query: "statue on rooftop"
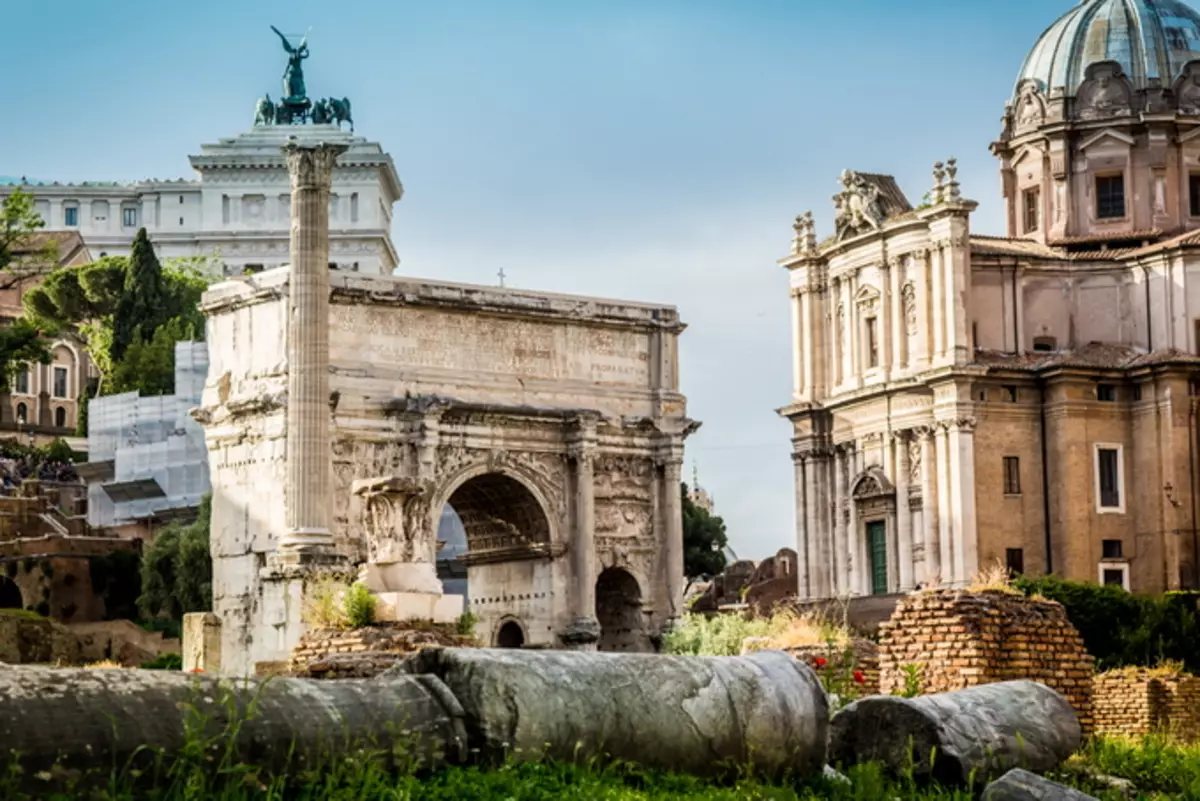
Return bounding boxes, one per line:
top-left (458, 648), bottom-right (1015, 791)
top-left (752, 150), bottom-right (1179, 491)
top-left (254, 94), bottom-right (276, 126)
top-left (271, 25), bottom-right (310, 104)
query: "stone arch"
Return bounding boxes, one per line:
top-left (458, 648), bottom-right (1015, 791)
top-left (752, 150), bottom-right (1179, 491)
top-left (595, 567), bottom-right (647, 653)
top-left (14, 403), bottom-right (27, 425)
top-left (433, 466), bottom-right (556, 557)
top-left (851, 466), bottom-right (896, 596)
top-left (494, 618), bottom-right (526, 648)
top-left (0, 576), bottom-right (22, 609)
top-left (54, 407), bottom-right (67, 429)
top-left (850, 466), bottom-right (894, 500)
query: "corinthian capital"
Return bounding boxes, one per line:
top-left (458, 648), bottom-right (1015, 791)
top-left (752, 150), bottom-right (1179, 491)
top-left (283, 142), bottom-right (349, 192)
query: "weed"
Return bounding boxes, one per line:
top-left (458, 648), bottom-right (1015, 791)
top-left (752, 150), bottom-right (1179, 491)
top-left (343, 582), bottom-right (376, 629)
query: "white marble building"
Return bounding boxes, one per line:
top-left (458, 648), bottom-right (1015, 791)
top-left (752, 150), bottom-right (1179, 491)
top-left (0, 125), bottom-right (401, 277)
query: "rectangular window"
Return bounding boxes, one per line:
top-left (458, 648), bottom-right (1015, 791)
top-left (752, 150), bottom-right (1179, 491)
top-left (1096, 175), bottom-right (1126, 219)
top-left (1004, 385), bottom-right (1018, 403)
top-left (52, 366), bottom-right (67, 399)
top-left (1023, 187), bottom-right (1040, 232)
top-left (1102, 568), bottom-right (1126, 588)
top-left (1102, 539), bottom-right (1123, 560)
top-left (865, 317), bottom-right (879, 368)
top-left (1191, 174), bottom-right (1200, 217)
top-left (1096, 445), bottom-right (1123, 511)
top-left (122, 207), bottom-right (137, 227)
top-left (14, 370), bottom-right (28, 395)
top-left (64, 206), bottom-right (78, 226)
top-left (1006, 548), bottom-right (1025, 576)
top-left (1004, 456), bottom-right (1021, 495)
top-left (1133, 384), bottom-right (1143, 402)
top-left (1097, 384), bottom-right (1116, 402)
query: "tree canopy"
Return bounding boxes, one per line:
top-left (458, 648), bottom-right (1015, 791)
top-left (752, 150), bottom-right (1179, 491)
top-left (22, 240), bottom-right (211, 397)
top-left (138, 494), bottom-right (212, 621)
top-left (682, 482), bottom-right (729, 582)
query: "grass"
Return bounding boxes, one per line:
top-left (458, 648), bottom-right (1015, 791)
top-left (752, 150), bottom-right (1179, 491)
top-left (665, 609), bottom-right (854, 657)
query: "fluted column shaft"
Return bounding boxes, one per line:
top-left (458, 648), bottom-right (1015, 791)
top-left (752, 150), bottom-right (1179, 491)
top-left (895, 432), bottom-right (914, 592)
top-left (920, 427), bottom-right (941, 586)
top-left (564, 436), bottom-right (600, 647)
top-left (280, 142), bottom-right (347, 552)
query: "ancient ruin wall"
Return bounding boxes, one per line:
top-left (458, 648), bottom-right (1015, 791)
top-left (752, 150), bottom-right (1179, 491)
top-left (1093, 668), bottom-right (1200, 742)
top-left (877, 590), bottom-right (1094, 734)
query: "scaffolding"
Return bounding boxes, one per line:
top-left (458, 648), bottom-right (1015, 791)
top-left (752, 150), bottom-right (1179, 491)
top-left (84, 342), bottom-right (210, 528)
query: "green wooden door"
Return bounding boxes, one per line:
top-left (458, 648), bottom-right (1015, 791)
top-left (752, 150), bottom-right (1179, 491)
top-left (867, 521), bottom-right (888, 595)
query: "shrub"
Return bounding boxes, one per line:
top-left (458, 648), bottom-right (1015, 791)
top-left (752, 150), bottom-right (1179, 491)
top-left (343, 582), bottom-right (376, 629)
top-left (302, 578), bottom-right (349, 630)
top-left (1014, 576), bottom-right (1200, 671)
top-left (141, 652), bottom-right (183, 671)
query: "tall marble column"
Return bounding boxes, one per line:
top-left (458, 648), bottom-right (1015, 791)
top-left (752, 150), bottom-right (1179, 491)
top-left (947, 417), bottom-right (979, 584)
top-left (930, 246), bottom-right (946, 362)
top-left (791, 289), bottom-right (804, 398)
top-left (918, 427), bottom-right (940, 586)
top-left (895, 431), bottom-right (914, 592)
top-left (564, 428), bottom-right (601, 648)
top-left (279, 142), bottom-right (347, 553)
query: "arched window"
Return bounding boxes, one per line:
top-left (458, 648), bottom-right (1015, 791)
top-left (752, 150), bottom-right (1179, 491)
top-left (54, 407), bottom-right (66, 428)
top-left (15, 403), bottom-right (27, 425)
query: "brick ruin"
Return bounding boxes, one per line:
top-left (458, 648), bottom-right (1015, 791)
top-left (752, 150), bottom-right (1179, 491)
top-left (281, 623), bottom-right (476, 679)
top-left (877, 589), bottom-right (1094, 734)
top-left (1093, 667), bottom-right (1200, 742)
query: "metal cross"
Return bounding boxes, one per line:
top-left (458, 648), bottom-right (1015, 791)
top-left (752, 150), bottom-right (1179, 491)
top-left (497, 267), bottom-right (507, 287)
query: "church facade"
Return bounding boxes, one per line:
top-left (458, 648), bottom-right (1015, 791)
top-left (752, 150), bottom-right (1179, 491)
top-left (781, 0), bottom-right (1200, 599)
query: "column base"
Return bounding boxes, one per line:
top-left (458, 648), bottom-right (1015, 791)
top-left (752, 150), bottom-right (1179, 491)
top-left (560, 617), bottom-right (601, 650)
top-left (278, 527), bottom-right (338, 556)
top-left (374, 591), bottom-right (463, 624)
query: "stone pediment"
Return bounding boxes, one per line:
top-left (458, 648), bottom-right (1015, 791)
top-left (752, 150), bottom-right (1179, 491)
top-left (851, 466), bottom-right (894, 499)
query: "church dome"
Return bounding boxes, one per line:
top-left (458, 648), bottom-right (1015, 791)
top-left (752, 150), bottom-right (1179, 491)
top-left (1016, 0), bottom-right (1200, 98)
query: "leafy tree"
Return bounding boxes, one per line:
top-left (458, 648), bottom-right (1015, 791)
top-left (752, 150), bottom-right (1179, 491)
top-left (0, 187), bottom-right (57, 287)
top-left (109, 316), bottom-right (202, 396)
top-left (0, 319), bottom-right (50, 391)
top-left (138, 494), bottom-right (212, 621)
top-left (23, 252), bottom-right (212, 396)
top-left (112, 228), bottom-right (170, 363)
top-left (682, 481), bottom-right (728, 583)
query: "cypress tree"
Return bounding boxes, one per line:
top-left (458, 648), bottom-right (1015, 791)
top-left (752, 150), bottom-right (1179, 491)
top-left (112, 228), bottom-right (168, 362)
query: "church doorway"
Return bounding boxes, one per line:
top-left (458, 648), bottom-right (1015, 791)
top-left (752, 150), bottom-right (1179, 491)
top-left (0, 576), bottom-right (22, 609)
top-left (595, 567), bottom-right (646, 652)
top-left (866, 520), bottom-right (888, 596)
top-left (495, 620), bottom-right (525, 648)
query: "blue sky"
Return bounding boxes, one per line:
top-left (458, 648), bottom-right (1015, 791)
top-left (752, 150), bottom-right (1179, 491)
top-left (1, 0), bottom-right (1076, 560)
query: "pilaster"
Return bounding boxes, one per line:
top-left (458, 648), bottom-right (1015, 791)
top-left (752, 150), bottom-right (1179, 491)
top-left (935, 423), bottom-right (954, 584)
top-left (946, 416), bottom-right (979, 583)
top-left (563, 418), bottom-right (601, 648)
top-left (793, 452), bottom-right (810, 598)
top-left (833, 445), bottom-right (848, 595)
top-left (894, 430), bottom-right (914, 592)
top-left (918, 426), bottom-right (940, 586)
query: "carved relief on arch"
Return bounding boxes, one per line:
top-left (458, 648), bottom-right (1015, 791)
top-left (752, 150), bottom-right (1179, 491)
top-left (1014, 79), bottom-right (1046, 129)
top-left (434, 444), bottom-right (568, 524)
top-left (855, 283), bottom-right (881, 313)
top-left (1175, 60), bottom-right (1200, 116)
top-left (1076, 61), bottom-right (1133, 120)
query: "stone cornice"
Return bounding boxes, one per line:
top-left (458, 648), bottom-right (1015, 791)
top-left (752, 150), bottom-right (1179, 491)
top-left (200, 267), bottom-right (687, 333)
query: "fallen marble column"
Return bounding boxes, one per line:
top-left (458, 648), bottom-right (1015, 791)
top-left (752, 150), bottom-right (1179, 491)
top-left (981, 768), bottom-right (1099, 800)
top-left (829, 680), bottom-right (1081, 784)
top-left (0, 665), bottom-right (466, 790)
top-left (400, 647), bottom-right (828, 779)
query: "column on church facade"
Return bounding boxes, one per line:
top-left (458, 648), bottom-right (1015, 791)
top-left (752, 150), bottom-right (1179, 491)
top-left (816, 449), bottom-right (833, 598)
top-left (794, 454), bottom-right (810, 598)
top-left (832, 446), bottom-right (848, 595)
top-left (895, 430), bottom-right (914, 591)
top-left (918, 427), bottom-right (940, 586)
top-left (1014, 266), bottom-right (1026, 353)
top-left (912, 249), bottom-right (931, 370)
top-left (841, 277), bottom-right (854, 388)
top-left (801, 288), bottom-right (815, 396)
top-left (947, 418), bottom-right (979, 584)
top-left (930, 246), bottom-right (946, 363)
top-left (879, 260), bottom-right (892, 380)
top-left (279, 143), bottom-right (347, 553)
top-left (805, 451), bottom-right (821, 598)
top-left (889, 257), bottom-right (905, 375)
top-left (935, 423), bottom-right (954, 584)
top-left (849, 274), bottom-right (861, 388)
top-left (790, 289), bottom-right (804, 398)
top-left (944, 232), bottom-right (973, 364)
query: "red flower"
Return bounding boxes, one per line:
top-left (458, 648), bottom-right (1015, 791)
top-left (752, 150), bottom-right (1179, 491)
top-left (812, 657), bottom-right (827, 668)
top-left (190, 668), bottom-right (205, 673)
top-left (853, 670), bottom-right (866, 684)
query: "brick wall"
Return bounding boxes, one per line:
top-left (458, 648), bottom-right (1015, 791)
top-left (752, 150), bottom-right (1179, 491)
top-left (878, 589), bottom-right (1094, 734)
top-left (1093, 668), bottom-right (1200, 742)
top-left (289, 623), bottom-right (474, 679)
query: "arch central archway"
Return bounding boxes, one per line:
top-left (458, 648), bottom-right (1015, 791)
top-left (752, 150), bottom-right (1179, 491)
top-left (445, 472), bottom-right (552, 556)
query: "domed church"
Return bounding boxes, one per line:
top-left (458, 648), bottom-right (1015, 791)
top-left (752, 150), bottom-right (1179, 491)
top-left (780, 0), bottom-right (1200, 600)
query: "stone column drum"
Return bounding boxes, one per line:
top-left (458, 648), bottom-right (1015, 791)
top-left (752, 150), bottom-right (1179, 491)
top-left (279, 141), bottom-right (347, 553)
